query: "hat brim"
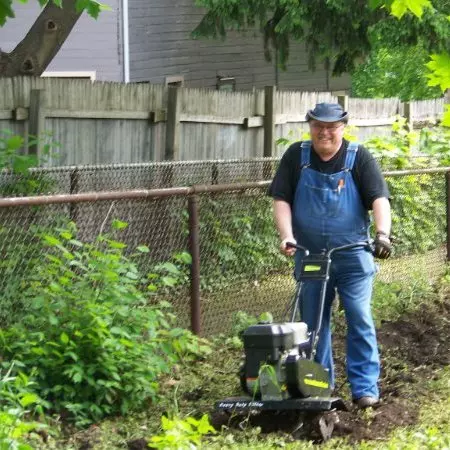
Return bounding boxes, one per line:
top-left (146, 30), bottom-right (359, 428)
top-left (306, 110), bottom-right (348, 123)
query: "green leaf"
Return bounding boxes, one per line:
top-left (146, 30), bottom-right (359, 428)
top-left (161, 276), bottom-right (178, 287)
top-left (69, 239), bottom-right (84, 247)
top-left (6, 135), bottom-right (23, 150)
top-left (158, 262), bottom-right (180, 274)
top-left (175, 251), bottom-right (192, 264)
top-left (60, 332), bottom-right (69, 344)
top-left (390, 0), bottom-right (432, 18)
top-left (19, 393), bottom-right (39, 408)
top-left (12, 155), bottom-right (36, 174)
top-left (49, 315), bottom-right (59, 325)
top-left (43, 235), bottom-right (62, 246)
top-left (442, 106), bottom-right (450, 127)
top-left (0, 0), bottom-right (15, 26)
top-left (425, 53), bottom-right (450, 92)
top-left (73, 372), bottom-right (83, 383)
top-left (136, 245), bottom-right (150, 253)
top-left (111, 219), bottom-right (128, 230)
top-left (108, 240), bottom-right (127, 249)
top-left (368, 0), bottom-right (384, 9)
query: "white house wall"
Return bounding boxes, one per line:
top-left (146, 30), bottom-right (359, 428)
top-left (0, 0), bottom-right (123, 81)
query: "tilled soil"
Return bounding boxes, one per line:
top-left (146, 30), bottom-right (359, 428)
top-left (209, 298), bottom-right (450, 444)
top-left (121, 298), bottom-right (450, 450)
top-left (332, 299), bottom-right (450, 442)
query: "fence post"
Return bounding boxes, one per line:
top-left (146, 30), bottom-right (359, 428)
top-left (264, 86), bottom-right (276, 158)
top-left (264, 86), bottom-right (276, 179)
top-left (165, 86), bottom-right (180, 161)
top-left (188, 194), bottom-right (201, 335)
top-left (403, 101), bottom-right (413, 131)
top-left (211, 163), bottom-right (219, 185)
top-left (163, 86), bottom-right (180, 186)
top-left (447, 172), bottom-right (450, 261)
top-left (69, 168), bottom-right (79, 222)
top-left (337, 94), bottom-right (349, 112)
top-left (28, 89), bottom-right (46, 156)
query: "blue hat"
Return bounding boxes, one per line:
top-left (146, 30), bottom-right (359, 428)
top-left (306, 103), bottom-right (348, 122)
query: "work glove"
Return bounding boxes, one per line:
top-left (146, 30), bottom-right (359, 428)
top-left (373, 231), bottom-right (392, 259)
top-left (280, 237), bottom-right (297, 256)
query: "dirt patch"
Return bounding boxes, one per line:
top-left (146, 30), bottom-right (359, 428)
top-left (112, 298), bottom-right (450, 449)
top-left (206, 298), bottom-right (450, 445)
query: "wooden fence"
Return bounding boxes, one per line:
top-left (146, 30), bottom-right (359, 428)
top-left (0, 77), bottom-right (446, 167)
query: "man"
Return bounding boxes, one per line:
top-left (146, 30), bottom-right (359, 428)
top-left (269, 102), bottom-right (392, 408)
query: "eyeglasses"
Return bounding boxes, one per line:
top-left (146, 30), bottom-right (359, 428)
top-left (310, 122), bottom-right (344, 132)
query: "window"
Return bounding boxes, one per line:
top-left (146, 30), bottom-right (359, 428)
top-left (216, 76), bottom-right (236, 92)
top-left (41, 71), bottom-right (96, 81)
top-left (165, 75), bottom-right (184, 87)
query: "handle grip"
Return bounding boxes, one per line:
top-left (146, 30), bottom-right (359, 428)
top-left (285, 241), bottom-right (310, 256)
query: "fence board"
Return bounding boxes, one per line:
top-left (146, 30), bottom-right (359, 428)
top-left (0, 77), bottom-right (445, 166)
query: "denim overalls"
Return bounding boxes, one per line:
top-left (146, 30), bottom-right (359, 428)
top-left (293, 141), bottom-right (380, 399)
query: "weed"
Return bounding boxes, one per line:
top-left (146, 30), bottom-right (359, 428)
top-left (0, 222), bottom-right (209, 426)
top-left (0, 363), bottom-right (51, 449)
top-left (149, 414), bottom-right (216, 449)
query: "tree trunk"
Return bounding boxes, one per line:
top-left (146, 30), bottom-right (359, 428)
top-left (0, 0), bottom-right (82, 77)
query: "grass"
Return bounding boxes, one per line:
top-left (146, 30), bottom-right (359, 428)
top-left (21, 252), bottom-right (450, 449)
top-left (35, 313), bottom-right (450, 450)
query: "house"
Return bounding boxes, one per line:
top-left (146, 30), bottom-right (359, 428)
top-left (0, 0), bottom-right (350, 91)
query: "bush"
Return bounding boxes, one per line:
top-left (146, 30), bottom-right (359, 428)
top-left (0, 131), bottom-right (57, 196)
top-left (0, 222), bottom-right (210, 427)
top-left (364, 122), bottom-right (447, 256)
top-left (0, 363), bottom-right (50, 450)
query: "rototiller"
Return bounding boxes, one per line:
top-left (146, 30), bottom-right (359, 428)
top-left (216, 241), bottom-right (373, 440)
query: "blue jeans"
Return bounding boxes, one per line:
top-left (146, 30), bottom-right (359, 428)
top-left (299, 249), bottom-right (379, 399)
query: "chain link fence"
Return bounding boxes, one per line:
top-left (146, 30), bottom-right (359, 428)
top-left (0, 162), bottom-right (448, 335)
top-left (0, 160), bottom-right (279, 196)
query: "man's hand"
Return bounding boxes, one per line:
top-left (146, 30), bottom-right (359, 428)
top-left (280, 238), bottom-right (297, 256)
top-left (373, 231), bottom-right (392, 259)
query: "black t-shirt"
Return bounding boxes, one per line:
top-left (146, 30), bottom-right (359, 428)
top-left (268, 140), bottom-right (390, 210)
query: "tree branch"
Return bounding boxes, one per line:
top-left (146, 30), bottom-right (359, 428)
top-left (0, 0), bottom-right (83, 77)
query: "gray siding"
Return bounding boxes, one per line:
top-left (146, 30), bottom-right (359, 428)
top-left (128, 0), bottom-right (350, 91)
top-left (0, 1), bottom-right (123, 81)
top-left (0, 0), bottom-right (350, 90)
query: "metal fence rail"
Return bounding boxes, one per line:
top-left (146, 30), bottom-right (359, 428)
top-left (0, 169), bottom-right (448, 335)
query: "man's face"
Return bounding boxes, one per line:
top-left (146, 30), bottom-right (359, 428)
top-left (309, 120), bottom-right (345, 158)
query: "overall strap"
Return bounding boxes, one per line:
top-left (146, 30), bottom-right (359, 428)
top-left (300, 140), bottom-right (312, 167)
top-left (343, 142), bottom-right (359, 171)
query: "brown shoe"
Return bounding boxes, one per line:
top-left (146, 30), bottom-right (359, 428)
top-left (354, 396), bottom-right (379, 409)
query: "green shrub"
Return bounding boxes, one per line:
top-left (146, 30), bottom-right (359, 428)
top-left (387, 174), bottom-right (446, 256)
top-left (0, 363), bottom-right (50, 450)
top-left (0, 222), bottom-right (210, 427)
top-left (419, 126), bottom-right (450, 166)
top-left (0, 131), bottom-right (59, 327)
top-left (0, 131), bottom-right (57, 196)
top-left (364, 122), bottom-right (446, 256)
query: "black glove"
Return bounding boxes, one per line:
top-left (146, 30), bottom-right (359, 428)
top-left (373, 231), bottom-right (392, 259)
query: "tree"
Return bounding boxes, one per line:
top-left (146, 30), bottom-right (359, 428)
top-left (379, 0), bottom-right (450, 125)
top-left (193, 0), bottom-right (450, 123)
top-left (193, 0), bottom-right (449, 75)
top-left (351, 43), bottom-right (442, 101)
top-left (0, 0), bottom-right (107, 77)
